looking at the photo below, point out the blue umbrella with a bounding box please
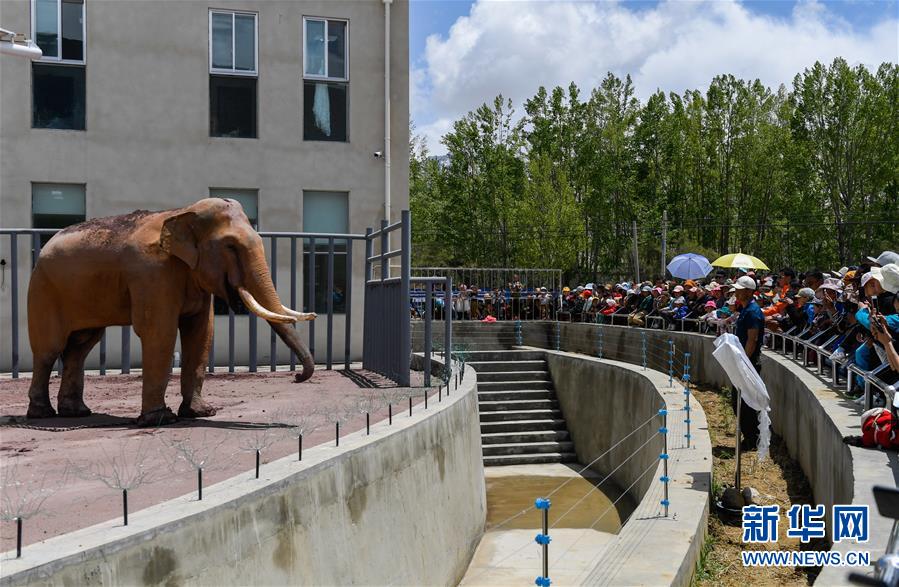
[667,253,713,280]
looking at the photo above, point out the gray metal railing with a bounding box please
[1,219,412,382]
[765,328,896,410]
[362,211,412,386]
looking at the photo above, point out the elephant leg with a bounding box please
[177,302,217,418]
[27,352,61,419]
[133,316,179,427]
[57,328,104,417]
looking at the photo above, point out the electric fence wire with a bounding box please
[482,412,660,532]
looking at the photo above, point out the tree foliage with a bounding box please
[411,59,898,280]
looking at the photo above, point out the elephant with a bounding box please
[26,198,316,426]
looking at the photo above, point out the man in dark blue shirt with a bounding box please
[732,275,765,448]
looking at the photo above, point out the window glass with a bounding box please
[303,80,347,142]
[303,191,348,314]
[304,19,325,76]
[35,0,59,58]
[211,12,233,70]
[33,183,86,246]
[60,0,84,61]
[327,20,346,79]
[33,63,85,129]
[210,75,256,138]
[234,14,255,71]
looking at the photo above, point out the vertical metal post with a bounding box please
[198,468,203,501]
[122,489,128,526]
[11,235,19,378]
[89,325,106,377]
[660,408,670,517]
[30,232,40,269]
[326,237,335,370]
[335,421,340,447]
[290,236,297,371]
[344,239,352,370]
[684,352,692,448]
[249,309,257,373]
[308,237,316,359]
[121,327,131,374]
[444,277,452,373]
[632,220,640,284]
[535,497,551,587]
[228,308,235,373]
[661,209,667,278]
[641,331,647,370]
[270,236,277,372]
[255,450,261,478]
[207,330,215,374]
[424,282,432,387]
[734,389,742,491]
[380,222,388,379]
[399,211,412,387]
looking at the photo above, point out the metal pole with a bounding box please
[661,209,667,279]
[632,220,640,284]
[535,497,551,586]
[684,352,692,449]
[121,327,131,374]
[123,489,128,526]
[424,281,432,387]
[668,340,674,387]
[308,237,317,359]
[270,237,277,372]
[10,236,18,378]
[400,211,412,386]
[366,412,370,435]
[255,450,261,478]
[660,408,670,517]
[228,307,235,373]
[335,421,340,447]
[299,434,303,460]
[734,388,743,491]
[326,237,335,370]
[444,276,452,374]
[344,240,352,370]
[16,517,22,558]
[291,236,297,371]
[198,468,203,501]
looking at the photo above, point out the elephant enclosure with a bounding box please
[0,369,431,552]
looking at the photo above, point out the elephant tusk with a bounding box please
[281,307,317,321]
[238,288,296,324]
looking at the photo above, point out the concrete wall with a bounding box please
[0,0,410,371]
[522,321,894,584]
[543,350,712,586]
[0,367,485,586]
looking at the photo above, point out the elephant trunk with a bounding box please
[241,245,315,381]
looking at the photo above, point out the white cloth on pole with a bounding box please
[712,333,772,461]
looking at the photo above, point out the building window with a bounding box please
[33,0,85,63]
[32,63,85,129]
[32,0,86,130]
[210,188,258,315]
[303,17,348,142]
[303,191,348,314]
[209,10,257,138]
[32,183,86,246]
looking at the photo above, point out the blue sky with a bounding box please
[410,0,899,153]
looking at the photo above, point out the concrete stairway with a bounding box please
[468,349,577,466]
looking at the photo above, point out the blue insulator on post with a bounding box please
[535,533,552,545]
[535,577,552,587]
[535,497,551,510]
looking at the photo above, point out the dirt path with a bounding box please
[691,385,826,586]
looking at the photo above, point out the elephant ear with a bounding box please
[159,211,198,269]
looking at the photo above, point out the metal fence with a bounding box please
[1,213,413,385]
[363,211,412,386]
[410,267,562,321]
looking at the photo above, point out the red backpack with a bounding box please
[861,407,899,450]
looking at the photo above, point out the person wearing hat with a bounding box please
[868,265,899,373]
[732,275,765,449]
[867,251,899,268]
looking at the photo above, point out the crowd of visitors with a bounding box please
[413,252,899,441]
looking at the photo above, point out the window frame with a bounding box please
[302,16,349,82]
[208,9,258,77]
[31,0,86,65]
[31,61,87,130]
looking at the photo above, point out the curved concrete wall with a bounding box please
[0,368,485,586]
[542,350,712,586]
[522,321,893,585]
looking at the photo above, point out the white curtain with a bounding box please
[313,83,331,137]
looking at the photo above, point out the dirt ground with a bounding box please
[692,384,827,586]
[0,369,435,552]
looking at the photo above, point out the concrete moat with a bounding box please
[463,463,626,585]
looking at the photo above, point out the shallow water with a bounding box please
[485,473,622,533]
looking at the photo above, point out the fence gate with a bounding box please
[363,210,411,386]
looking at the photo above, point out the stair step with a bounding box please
[479,409,563,422]
[478,399,558,412]
[478,390,554,402]
[481,430,571,444]
[468,360,547,373]
[464,350,546,362]
[478,380,553,392]
[482,441,575,456]
[477,371,550,382]
[483,452,579,467]
[481,419,569,433]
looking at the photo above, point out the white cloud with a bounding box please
[413,0,898,153]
